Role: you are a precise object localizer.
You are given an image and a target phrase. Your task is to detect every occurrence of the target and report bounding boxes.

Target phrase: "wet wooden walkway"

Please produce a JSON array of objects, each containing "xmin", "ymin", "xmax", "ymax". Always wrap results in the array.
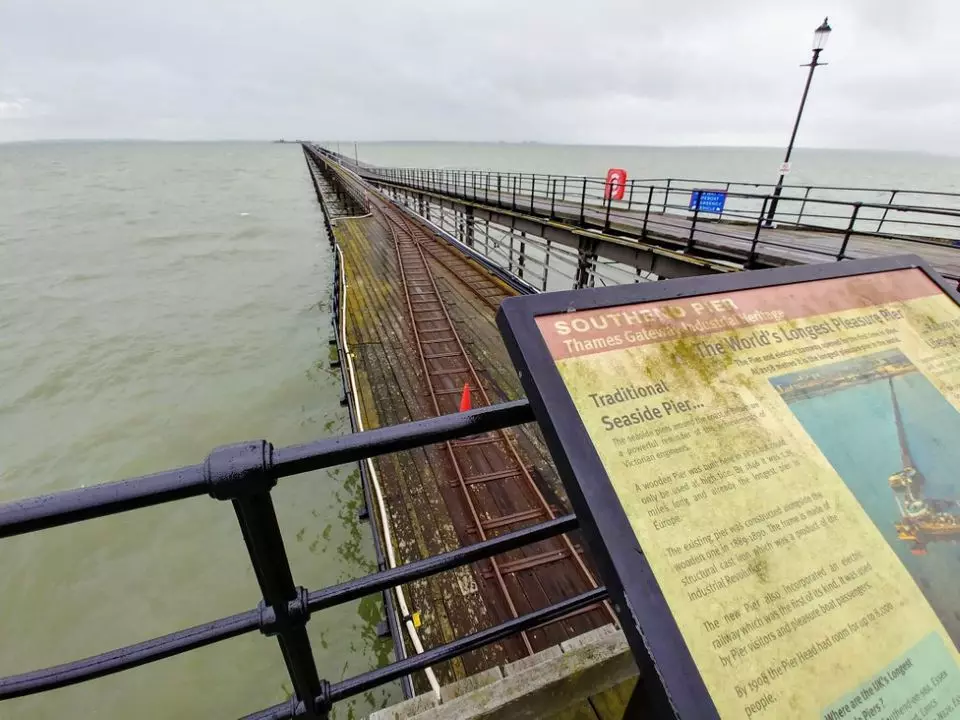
[{"xmin": 305, "ymin": 153, "xmax": 617, "ymax": 696}]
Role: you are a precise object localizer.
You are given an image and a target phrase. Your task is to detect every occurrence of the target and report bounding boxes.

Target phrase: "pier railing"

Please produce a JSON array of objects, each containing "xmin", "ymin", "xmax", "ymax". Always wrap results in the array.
[
  {"xmin": 323, "ymin": 155, "xmax": 960, "ymax": 263},
  {"xmin": 0, "ymin": 401, "xmax": 604, "ymax": 718}
]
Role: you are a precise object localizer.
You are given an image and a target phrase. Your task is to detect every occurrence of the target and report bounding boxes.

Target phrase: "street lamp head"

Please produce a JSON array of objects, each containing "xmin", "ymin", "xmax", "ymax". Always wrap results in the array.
[{"xmin": 813, "ymin": 17, "xmax": 832, "ymax": 51}]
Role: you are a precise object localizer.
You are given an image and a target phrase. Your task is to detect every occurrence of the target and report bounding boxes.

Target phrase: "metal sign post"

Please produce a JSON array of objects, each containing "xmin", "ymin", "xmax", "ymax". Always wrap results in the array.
[{"xmin": 497, "ymin": 255, "xmax": 960, "ymax": 718}]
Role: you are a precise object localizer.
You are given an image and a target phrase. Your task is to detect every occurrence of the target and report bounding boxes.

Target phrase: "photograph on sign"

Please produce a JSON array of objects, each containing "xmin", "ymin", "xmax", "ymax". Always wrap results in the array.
[
  {"xmin": 770, "ymin": 348, "xmax": 960, "ymax": 643},
  {"xmin": 527, "ymin": 266, "xmax": 960, "ymax": 718}
]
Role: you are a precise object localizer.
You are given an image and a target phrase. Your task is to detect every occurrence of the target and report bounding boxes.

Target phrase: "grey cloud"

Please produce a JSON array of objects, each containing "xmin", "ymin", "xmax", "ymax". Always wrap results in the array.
[{"xmin": 0, "ymin": 0, "xmax": 957, "ymax": 152}]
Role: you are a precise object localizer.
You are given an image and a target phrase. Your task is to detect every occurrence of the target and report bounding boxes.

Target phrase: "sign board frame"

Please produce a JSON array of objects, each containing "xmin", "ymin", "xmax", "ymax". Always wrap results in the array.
[{"xmin": 496, "ymin": 254, "xmax": 960, "ymax": 718}]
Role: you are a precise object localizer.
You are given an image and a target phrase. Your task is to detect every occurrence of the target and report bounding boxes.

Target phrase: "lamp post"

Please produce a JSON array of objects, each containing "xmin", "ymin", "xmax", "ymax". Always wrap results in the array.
[{"xmin": 764, "ymin": 17, "xmax": 832, "ymax": 226}]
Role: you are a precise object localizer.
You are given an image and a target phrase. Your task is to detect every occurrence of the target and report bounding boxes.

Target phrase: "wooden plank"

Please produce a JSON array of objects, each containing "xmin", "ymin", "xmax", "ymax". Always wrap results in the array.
[
  {"xmin": 588, "ymin": 677, "xmax": 640, "ymax": 720},
  {"xmin": 410, "ymin": 630, "xmax": 638, "ymax": 720}
]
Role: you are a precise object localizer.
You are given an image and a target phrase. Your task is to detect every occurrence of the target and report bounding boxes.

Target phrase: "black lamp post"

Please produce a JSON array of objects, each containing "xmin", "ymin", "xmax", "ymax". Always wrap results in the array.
[{"xmin": 764, "ymin": 17, "xmax": 832, "ymax": 226}]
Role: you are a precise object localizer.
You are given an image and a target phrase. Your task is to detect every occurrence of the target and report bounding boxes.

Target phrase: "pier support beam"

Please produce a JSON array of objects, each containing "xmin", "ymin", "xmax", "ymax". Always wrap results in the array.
[
  {"xmin": 574, "ymin": 238, "xmax": 598, "ymax": 289},
  {"xmin": 465, "ymin": 207, "xmax": 475, "ymax": 248}
]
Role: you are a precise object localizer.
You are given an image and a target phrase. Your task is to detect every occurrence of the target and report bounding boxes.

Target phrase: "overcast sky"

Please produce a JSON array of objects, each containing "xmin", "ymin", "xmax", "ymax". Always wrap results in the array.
[{"xmin": 1, "ymin": 1, "xmax": 957, "ymax": 151}]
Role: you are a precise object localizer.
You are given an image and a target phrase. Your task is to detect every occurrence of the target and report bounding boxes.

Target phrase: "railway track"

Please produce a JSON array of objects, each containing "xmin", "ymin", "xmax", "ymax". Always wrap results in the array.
[
  {"xmin": 366, "ymin": 192, "xmax": 615, "ymax": 654},
  {"xmin": 415, "ymin": 232, "xmax": 511, "ymax": 313}
]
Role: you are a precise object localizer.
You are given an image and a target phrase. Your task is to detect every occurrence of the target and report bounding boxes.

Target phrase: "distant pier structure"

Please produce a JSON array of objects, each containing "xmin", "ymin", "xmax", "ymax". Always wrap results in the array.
[
  {"xmin": 301, "ymin": 144, "xmax": 960, "ymax": 718},
  {"xmin": 302, "ymin": 145, "xmax": 636, "ymax": 717}
]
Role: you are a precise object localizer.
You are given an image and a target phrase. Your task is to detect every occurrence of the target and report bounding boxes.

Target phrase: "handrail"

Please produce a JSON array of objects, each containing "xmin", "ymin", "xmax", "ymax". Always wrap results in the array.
[
  {"xmin": 0, "ymin": 401, "xmax": 533, "ymax": 539},
  {"xmin": 0, "ymin": 399, "xmax": 605, "ymax": 720},
  {"xmin": 316, "ymin": 150, "xmax": 960, "ymax": 201},
  {"xmin": 350, "ymin": 165, "xmax": 960, "ymax": 215},
  {"xmin": 310, "ymin": 146, "xmax": 960, "ymax": 290},
  {"xmin": 358, "ymin": 168, "xmax": 960, "ymax": 239},
  {"xmin": 628, "ymin": 177, "xmax": 960, "ymax": 199}
]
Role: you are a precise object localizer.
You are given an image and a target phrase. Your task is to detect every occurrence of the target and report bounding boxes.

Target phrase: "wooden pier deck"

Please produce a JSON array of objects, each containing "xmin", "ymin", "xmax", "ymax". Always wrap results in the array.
[{"xmin": 307, "ymin": 155, "xmax": 615, "ymax": 693}]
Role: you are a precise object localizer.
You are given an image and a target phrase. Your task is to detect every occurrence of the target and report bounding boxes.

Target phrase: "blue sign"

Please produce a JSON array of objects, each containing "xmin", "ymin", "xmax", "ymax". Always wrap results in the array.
[{"xmin": 689, "ymin": 189, "xmax": 727, "ymax": 214}]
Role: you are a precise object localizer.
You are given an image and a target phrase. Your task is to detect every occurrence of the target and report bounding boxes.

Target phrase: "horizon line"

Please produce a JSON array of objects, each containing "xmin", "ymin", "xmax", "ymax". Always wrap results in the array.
[{"xmin": 0, "ymin": 138, "xmax": 951, "ymax": 156}]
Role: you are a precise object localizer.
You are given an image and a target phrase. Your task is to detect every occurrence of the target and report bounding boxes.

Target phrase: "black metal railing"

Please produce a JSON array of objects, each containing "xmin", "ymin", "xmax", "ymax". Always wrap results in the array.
[
  {"xmin": 310, "ymin": 149, "xmax": 960, "ymax": 289},
  {"xmin": 0, "ymin": 400, "xmax": 605, "ymax": 718},
  {"xmin": 323, "ymin": 156, "xmax": 960, "ymax": 241},
  {"xmin": 315, "ymin": 146, "xmax": 960, "ymax": 239}
]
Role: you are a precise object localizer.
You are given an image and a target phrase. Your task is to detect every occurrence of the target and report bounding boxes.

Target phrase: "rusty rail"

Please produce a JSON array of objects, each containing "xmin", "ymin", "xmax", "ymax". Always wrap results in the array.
[{"xmin": 365, "ymin": 192, "xmax": 616, "ymax": 648}]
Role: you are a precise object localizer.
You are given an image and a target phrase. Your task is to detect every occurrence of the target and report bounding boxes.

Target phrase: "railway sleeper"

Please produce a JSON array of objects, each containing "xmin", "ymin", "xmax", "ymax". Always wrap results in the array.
[
  {"xmin": 456, "ymin": 466, "xmax": 535, "ymax": 487},
  {"xmin": 480, "ymin": 549, "xmax": 570, "ymax": 576},
  {"xmin": 479, "ymin": 508, "xmax": 544, "ymax": 533}
]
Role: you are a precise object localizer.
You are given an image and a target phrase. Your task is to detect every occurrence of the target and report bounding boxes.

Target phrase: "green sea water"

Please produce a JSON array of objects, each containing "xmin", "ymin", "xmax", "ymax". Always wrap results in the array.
[{"xmin": 0, "ymin": 141, "xmax": 398, "ymax": 718}]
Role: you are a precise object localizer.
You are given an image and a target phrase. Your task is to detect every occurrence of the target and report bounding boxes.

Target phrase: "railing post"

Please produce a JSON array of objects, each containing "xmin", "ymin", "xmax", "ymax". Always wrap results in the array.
[
  {"xmin": 518, "ymin": 231, "xmax": 526, "ymax": 279},
  {"xmin": 748, "ymin": 197, "xmax": 771, "ymax": 267},
  {"xmin": 206, "ymin": 442, "xmax": 326, "ymax": 718},
  {"xmin": 687, "ymin": 203, "xmax": 700, "ymax": 252},
  {"xmin": 562, "ymin": 176, "xmax": 567, "ymax": 202},
  {"xmin": 878, "ymin": 190, "xmax": 897, "ymax": 233},
  {"xmin": 497, "ymin": 174, "xmax": 502, "ymax": 205},
  {"xmin": 574, "ymin": 238, "xmax": 596, "ymax": 290},
  {"xmin": 627, "ymin": 179, "xmax": 635, "ymax": 210},
  {"xmin": 641, "ymin": 186, "xmax": 654, "ymax": 240},
  {"xmin": 550, "ymin": 178, "xmax": 557, "ymax": 219},
  {"xmin": 604, "ymin": 191, "xmax": 613, "ymax": 231},
  {"xmin": 838, "ymin": 203, "xmax": 861, "ymax": 260},
  {"xmin": 512, "ymin": 175, "xmax": 518, "ymax": 211},
  {"xmin": 718, "ymin": 182, "xmax": 730, "ymax": 221},
  {"xmin": 530, "ymin": 174, "xmax": 536, "ymax": 214},
  {"xmin": 662, "ymin": 179, "xmax": 671, "ymax": 213},
  {"xmin": 579, "ymin": 178, "xmax": 587, "ymax": 225},
  {"xmin": 543, "ymin": 238, "xmax": 552, "ymax": 291},
  {"xmin": 797, "ymin": 186, "xmax": 812, "ymax": 226},
  {"xmin": 485, "ymin": 172, "xmax": 490, "ymax": 203}
]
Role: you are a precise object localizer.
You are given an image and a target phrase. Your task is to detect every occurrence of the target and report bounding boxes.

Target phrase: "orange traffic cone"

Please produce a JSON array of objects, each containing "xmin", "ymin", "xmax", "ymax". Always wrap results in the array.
[{"xmin": 459, "ymin": 384, "xmax": 472, "ymax": 412}]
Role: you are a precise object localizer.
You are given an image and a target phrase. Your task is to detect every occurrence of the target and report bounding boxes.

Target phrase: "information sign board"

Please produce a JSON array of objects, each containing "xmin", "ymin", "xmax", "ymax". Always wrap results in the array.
[
  {"xmin": 497, "ymin": 256, "xmax": 960, "ymax": 718},
  {"xmin": 689, "ymin": 189, "xmax": 727, "ymax": 213}
]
